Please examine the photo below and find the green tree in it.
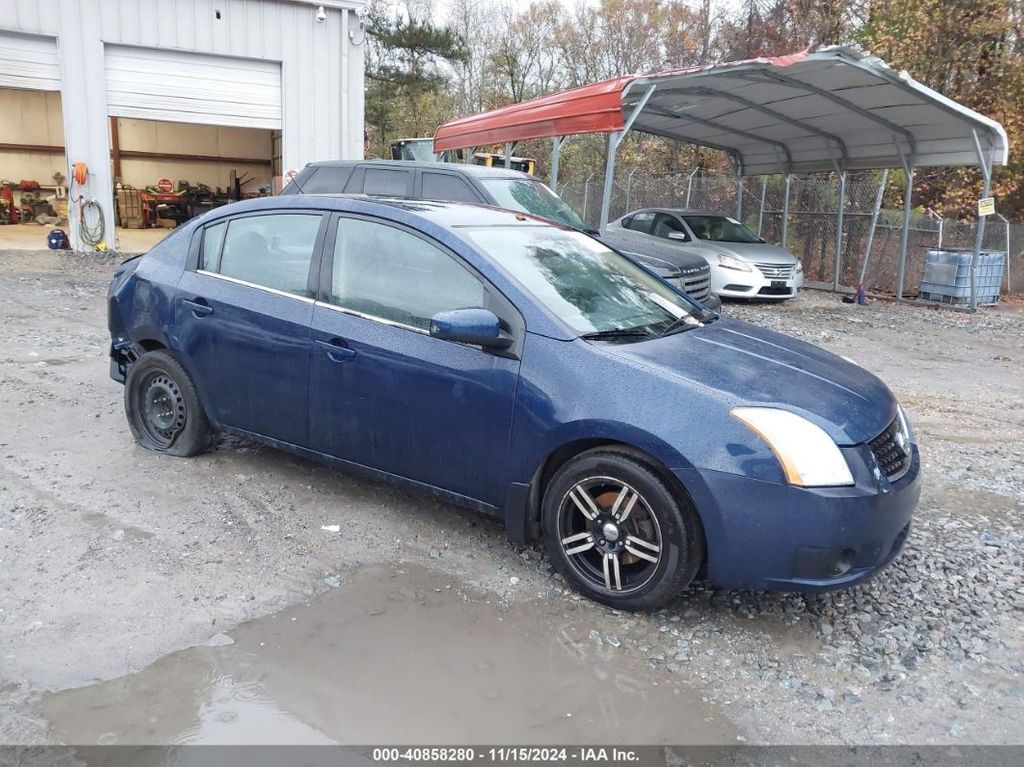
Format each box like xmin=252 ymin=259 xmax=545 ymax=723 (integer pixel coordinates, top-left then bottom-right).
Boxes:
xmin=859 ymin=0 xmax=1022 ymax=217
xmin=365 ymin=2 xmax=468 ymax=153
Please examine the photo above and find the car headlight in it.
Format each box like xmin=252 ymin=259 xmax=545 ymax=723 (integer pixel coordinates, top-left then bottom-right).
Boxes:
xmin=731 ymin=407 xmax=855 ymax=487
xmin=795 ymin=262 xmax=804 ymax=272
xmin=896 ymin=404 xmax=914 ymax=445
xmin=716 ymin=254 xmax=753 ymax=272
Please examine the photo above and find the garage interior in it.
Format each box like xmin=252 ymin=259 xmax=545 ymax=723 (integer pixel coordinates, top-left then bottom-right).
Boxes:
xmin=1 ymin=88 xmax=278 ymax=251
xmin=0 ymin=32 xmax=283 ymax=252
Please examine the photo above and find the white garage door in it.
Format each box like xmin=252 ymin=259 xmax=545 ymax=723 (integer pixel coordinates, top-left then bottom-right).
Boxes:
xmin=105 ymin=46 xmax=282 ymax=130
xmin=0 ymin=31 xmax=60 ymax=90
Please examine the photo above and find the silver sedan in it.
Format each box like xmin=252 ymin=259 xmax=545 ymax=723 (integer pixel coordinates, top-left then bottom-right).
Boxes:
xmin=608 ymin=209 xmax=805 ymax=300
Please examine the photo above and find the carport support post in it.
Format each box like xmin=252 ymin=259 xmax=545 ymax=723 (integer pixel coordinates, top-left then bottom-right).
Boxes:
xmin=757 ymin=176 xmax=767 ymax=237
xmin=734 ymin=164 xmax=744 ymax=220
xmin=859 ymin=169 xmax=889 ymax=288
xmin=598 ymin=131 xmax=622 ymax=236
xmin=833 ymin=170 xmax=847 ymax=291
xmin=895 ymin=165 xmax=914 ymax=300
xmin=969 ymin=130 xmax=994 ymax=311
xmin=596 ymin=84 xmax=654 ymax=235
xmin=685 ymin=165 xmax=699 ymax=208
xmin=504 ymin=142 xmax=513 ymax=169
xmin=550 ymin=136 xmax=564 ymax=193
xmin=780 ymin=174 xmax=791 ymax=249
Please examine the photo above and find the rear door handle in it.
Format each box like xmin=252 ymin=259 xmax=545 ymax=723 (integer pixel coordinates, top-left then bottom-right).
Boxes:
xmin=316 ymin=338 xmax=356 ymax=362
xmin=182 ymin=298 xmax=214 ymax=318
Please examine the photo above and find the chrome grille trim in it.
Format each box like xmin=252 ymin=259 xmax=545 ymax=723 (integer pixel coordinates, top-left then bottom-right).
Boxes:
xmin=671 ymin=265 xmax=712 ymax=301
xmin=754 ymin=262 xmax=796 ymax=279
xmin=868 ymin=416 xmax=912 ymax=482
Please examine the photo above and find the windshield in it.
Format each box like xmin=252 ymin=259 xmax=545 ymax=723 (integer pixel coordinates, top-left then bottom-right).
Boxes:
xmin=464 ymin=226 xmax=702 ymax=336
xmin=681 ymin=215 xmax=763 ymax=243
xmin=479 ymin=179 xmax=588 ymax=230
xmin=394 ymin=140 xmax=436 ymax=162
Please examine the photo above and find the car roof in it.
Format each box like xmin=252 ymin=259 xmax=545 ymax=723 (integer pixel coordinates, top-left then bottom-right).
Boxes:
xmin=627 ymin=208 xmax=724 ymax=217
xmin=302 ymin=159 xmax=533 ymax=181
xmin=206 ymin=193 xmax=558 ymax=231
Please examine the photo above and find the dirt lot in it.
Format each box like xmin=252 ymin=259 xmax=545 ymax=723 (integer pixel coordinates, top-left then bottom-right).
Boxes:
xmin=0 ymin=249 xmax=1021 ymax=747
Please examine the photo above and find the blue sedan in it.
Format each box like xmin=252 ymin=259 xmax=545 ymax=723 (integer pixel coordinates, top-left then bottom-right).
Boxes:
xmin=108 ymin=196 xmax=920 ymax=610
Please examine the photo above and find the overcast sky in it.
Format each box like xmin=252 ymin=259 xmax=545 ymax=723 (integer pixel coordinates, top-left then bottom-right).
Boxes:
xmin=427 ymin=0 xmax=597 ymax=25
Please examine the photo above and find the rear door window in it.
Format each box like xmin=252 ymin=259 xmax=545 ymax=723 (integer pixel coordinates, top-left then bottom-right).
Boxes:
xmin=210 ymin=213 xmax=322 ymax=297
xmin=421 ymin=172 xmax=483 ymax=203
xmin=362 ymin=168 xmax=413 ymax=196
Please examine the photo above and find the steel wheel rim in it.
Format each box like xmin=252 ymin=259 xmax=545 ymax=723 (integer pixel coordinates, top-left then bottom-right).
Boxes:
xmin=557 ymin=475 xmax=663 ymax=595
xmin=137 ymin=371 xmax=186 ymax=448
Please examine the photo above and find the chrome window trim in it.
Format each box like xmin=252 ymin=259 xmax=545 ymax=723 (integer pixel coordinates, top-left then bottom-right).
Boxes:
xmin=314 ymin=300 xmax=429 ymax=336
xmin=196 ymin=269 xmax=316 ymax=304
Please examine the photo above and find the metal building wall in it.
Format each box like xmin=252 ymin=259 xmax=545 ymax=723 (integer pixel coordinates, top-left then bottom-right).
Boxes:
xmin=0 ymin=0 xmax=366 ymax=250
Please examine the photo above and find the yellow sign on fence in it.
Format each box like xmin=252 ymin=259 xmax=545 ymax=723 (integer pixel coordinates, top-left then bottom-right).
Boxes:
xmin=978 ymin=197 xmax=996 ymax=217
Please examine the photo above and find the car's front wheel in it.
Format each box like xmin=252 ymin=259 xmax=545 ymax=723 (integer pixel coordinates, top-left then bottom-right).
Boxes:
xmin=542 ymin=448 xmax=703 ymax=611
xmin=124 ymin=349 xmax=213 ymax=457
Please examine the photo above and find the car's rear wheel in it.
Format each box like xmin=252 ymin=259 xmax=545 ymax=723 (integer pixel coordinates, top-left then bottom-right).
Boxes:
xmin=124 ymin=350 xmax=212 ymax=457
xmin=541 ymin=448 xmax=703 ymax=611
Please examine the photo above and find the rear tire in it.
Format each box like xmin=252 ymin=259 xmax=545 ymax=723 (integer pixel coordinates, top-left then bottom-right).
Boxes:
xmin=124 ymin=349 xmax=212 ymax=457
xmin=541 ymin=448 xmax=703 ymax=611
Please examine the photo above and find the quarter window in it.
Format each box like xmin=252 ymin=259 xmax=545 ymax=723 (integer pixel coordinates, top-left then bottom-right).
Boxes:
xmin=201 ymin=221 xmax=227 ymax=271
xmin=212 ymin=213 xmax=321 ymax=297
xmin=331 ymin=218 xmax=485 ymax=331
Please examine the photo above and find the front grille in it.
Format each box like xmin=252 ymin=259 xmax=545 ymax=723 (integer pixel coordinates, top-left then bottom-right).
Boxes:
xmin=673 ymin=264 xmax=712 ymax=302
xmin=868 ymin=416 xmax=911 ymax=482
xmin=755 ymin=262 xmax=796 ymax=280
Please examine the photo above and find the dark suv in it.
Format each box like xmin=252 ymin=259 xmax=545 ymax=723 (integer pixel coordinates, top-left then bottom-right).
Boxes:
xmin=282 ymin=160 xmax=717 ymax=309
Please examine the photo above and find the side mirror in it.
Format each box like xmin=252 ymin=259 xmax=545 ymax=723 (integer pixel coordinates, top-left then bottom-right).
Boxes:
xmin=666 ymin=231 xmax=688 ymax=241
xmin=429 ymin=308 xmax=512 ymax=350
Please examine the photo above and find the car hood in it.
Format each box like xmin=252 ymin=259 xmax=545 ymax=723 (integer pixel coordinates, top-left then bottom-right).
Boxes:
xmin=695 ymin=241 xmax=796 ymax=264
xmin=599 ymin=230 xmax=708 ymax=272
xmin=604 ymin=318 xmax=895 ymax=445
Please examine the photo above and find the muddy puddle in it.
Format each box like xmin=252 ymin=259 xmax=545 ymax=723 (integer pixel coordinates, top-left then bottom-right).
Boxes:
xmin=41 ymin=565 xmax=734 ymax=748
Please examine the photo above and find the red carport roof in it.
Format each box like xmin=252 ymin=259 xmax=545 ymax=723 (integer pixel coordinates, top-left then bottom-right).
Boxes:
xmin=434 ymin=76 xmax=633 ymax=151
xmin=433 ymin=47 xmax=1008 ymax=175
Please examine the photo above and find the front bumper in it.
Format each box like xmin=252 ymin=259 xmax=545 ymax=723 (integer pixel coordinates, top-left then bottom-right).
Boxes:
xmin=701 ymin=293 xmax=722 ymax=313
xmin=675 ymin=445 xmax=921 ymax=592
xmin=712 ymin=265 xmax=805 ymax=299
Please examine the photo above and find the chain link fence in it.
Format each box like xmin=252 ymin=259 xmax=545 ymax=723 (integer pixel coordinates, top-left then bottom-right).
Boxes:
xmin=558 ymin=171 xmax=1022 ymax=297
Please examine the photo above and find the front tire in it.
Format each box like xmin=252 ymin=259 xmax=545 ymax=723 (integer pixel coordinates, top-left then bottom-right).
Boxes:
xmin=542 ymin=448 xmax=703 ymax=611
xmin=124 ymin=349 xmax=212 ymax=457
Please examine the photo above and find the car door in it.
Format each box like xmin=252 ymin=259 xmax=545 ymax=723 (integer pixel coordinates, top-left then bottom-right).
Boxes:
xmin=175 ymin=210 xmax=326 ymax=446
xmin=308 ymin=214 xmax=522 ymax=506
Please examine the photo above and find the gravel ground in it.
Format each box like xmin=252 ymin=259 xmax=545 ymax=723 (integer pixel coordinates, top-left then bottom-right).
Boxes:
xmin=0 ymin=249 xmax=1021 ymax=746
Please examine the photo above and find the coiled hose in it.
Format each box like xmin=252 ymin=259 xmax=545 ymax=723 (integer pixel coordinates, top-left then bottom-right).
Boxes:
xmin=78 ymin=197 xmax=105 ymax=249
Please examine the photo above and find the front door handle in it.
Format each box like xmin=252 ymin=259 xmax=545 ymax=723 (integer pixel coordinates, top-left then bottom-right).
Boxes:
xmin=182 ymin=298 xmax=214 ymax=318
xmin=316 ymin=338 xmax=356 ymax=362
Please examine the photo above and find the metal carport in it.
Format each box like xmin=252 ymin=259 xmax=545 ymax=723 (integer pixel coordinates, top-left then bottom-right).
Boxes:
xmin=434 ymin=46 xmax=1009 ymax=309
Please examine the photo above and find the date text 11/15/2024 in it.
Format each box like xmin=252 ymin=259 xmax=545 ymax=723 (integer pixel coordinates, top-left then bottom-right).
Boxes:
xmin=372 ymin=747 xmax=641 ymax=762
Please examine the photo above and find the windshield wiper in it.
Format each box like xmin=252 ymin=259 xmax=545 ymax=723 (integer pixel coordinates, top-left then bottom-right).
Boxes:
xmin=657 ymin=316 xmax=703 ymax=337
xmin=579 ymin=327 xmax=655 ymax=341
